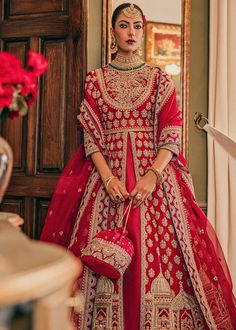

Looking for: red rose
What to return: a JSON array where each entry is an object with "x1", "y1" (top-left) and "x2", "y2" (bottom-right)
[
  {"x1": 0, "y1": 83, "x2": 13, "y2": 108},
  {"x1": 0, "y1": 52, "x2": 22, "y2": 71},
  {"x1": 0, "y1": 52, "x2": 24, "y2": 85},
  {"x1": 0, "y1": 50, "x2": 48, "y2": 121},
  {"x1": 20, "y1": 72, "x2": 38, "y2": 105},
  {"x1": 27, "y1": 51, "x2": 48, "y2": 77}
]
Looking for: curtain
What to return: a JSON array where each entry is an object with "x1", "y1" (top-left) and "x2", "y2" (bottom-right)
[{"x1": 208, "y1": 0, "x2": 236, "y2": 292}]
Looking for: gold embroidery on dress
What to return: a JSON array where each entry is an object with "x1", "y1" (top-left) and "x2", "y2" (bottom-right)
[
  {"x1": 79, "y1": 185, "x2": 111, "y2": 329},
  {"x1": 92, "y1": 276, "x2": 120, "y2": 330},
  {"x1": 84, "y1": 99, "x2": 106, "y2": 140},
  {"x1": 153, "y1": 72, "x2": 175, "y2": 153},
  {"x1": 103, "y1": 126, "x2": 153, "y2": 135},
  {"x1": 159, "y1": 75, "x2": 175, "y2": 110},
  {"x1": 199, "y1": 268, "x2": 234, "y2": 329},
  {"x1": 96, "y1": 66, "x2": 157, "y2": 111},
  {"x1": 158, "y1": 125, "x2": 181, "y2": 157},
  {"x1": 84, "y1": 129, "x2": 100, "y2": 157},
  {"x1": 144, "y1": 272, "x2": 206, "y2": 329},
  {"x1": 79, "y1": 100, "x2": 106, "y2": 152},
  {"x1": 69, "y1": 171, "x2": 100, "y2": 247},
  {"x1": 82, "y1": 238, "x2": 132, "y2": 276},
  {"x1": 154, "y1": 72, "x2": 175, "y2": 112},
  {"x1": 166, "y1": 166, "x2": 218, "y2": 328}
]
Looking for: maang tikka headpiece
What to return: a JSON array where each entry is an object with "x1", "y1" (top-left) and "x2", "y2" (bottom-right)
[{"x1": 122, "y1": 3, "x2": 141, "y2": 20}]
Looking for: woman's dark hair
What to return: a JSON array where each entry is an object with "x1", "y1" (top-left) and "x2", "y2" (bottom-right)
[{"x1": 111, "y1": 3, "x2": 144, "y2": 28}]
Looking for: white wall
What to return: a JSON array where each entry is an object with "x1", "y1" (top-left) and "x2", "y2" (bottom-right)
[
  {"x1": 113, "y1": 0, "x2": 181, "y2": 24},
  {"x1": 87, "y1": 0, "x2": 102, "y2": 72}
]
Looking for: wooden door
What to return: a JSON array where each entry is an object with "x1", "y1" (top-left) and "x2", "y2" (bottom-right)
[{"x1": 0, "y1": 0, "x2": 87, "y2": 239}]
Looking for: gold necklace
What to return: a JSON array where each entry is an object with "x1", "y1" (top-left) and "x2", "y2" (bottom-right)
[{"x1": 110, "y1": 53, "x2": 145, "y2": 71}]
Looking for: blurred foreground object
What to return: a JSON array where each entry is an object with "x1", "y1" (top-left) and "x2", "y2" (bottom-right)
[{"x1": 0, "y1": 221, "x2": 82, "y2": 330}]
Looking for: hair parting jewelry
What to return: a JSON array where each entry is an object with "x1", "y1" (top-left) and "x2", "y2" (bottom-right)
[
  {"x1": 148, "y1": 166, "x2": 164, "y2": 185},
  {"x1": 122, "y1": 4, "x2": 142, "y2": 20},
  {"x1": 104, "y1": 175, "x2": 116, "y2": 189}
]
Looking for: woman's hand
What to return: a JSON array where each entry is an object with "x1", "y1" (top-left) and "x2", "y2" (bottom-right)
[
  {"x1": 130, "y1": 171, "x2": 157, "y2": 208},
  {"x1": 106, "y1": 176, "x2": 130, "y2": 204}
]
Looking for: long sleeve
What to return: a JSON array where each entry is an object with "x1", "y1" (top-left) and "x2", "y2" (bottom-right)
[
  {"x1": 83, "y1": 129, "x2": 100, "y2": 158},
  {"x1": 156, "y1": 75, "x2": 182, "y2": 159},
  {"x1": 78, "y1": 71, "x2": 107, "y2": 157}
]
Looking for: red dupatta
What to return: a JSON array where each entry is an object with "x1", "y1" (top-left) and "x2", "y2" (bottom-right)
[
  {"x1": 40, "y1": 79, "x2": 107, "y2": 247},
  {"x1": 156, "y1": 86, "x2": 236, "y2": 326}
]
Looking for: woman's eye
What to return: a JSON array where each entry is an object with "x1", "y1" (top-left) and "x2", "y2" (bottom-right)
[
  {"x1": 135, "y1": 25, "x2": 142, "y2": 29},
  {"x1": 120, "y1": 24, "x2": 127, "y2": 28}
]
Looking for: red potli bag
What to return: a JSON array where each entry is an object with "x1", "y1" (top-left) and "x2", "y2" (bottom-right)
[{"x1": 81, "y1": 201, "x2": 134, "y2": 279}]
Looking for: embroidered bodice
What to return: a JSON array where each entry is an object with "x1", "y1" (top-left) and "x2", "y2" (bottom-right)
[
  {"x1": 80, "y1": 60, "x2": 181, "y2": 181},
  {"x1": 96, "y1": 65, "x2": 157, "y2": 131}
]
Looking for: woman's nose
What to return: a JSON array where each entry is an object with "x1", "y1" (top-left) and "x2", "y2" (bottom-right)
[{"x1": 128, "y1": 26, "x2": 135, "y2": 36}]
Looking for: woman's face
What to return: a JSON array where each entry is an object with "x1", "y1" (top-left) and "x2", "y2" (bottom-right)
[{"x1": 113, "y1": 11, "x2": 144, "y2": 56}]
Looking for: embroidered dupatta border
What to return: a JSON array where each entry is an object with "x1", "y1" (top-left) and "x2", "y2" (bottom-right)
[
  {"x1": 152, "y1": 71, "x2": 175, "y2": 154},
  {"x1": 79, "y1": 99, "x2": 107, "y2": 156},
  {"x1": 150, "y1": 72, "x2": 217, "y2": 327},
  {"x1": 165, "y1": 165, "x2": 218, "y2": 328}
]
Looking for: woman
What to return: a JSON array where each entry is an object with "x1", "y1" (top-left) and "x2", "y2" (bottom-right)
[{"x1": 41, "y1": 3, "x2": 236, "y2": 329}]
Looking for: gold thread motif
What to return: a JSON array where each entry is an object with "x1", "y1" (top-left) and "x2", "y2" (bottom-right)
[
  {"x1": 83, "y1": 129, "x2": 100, "y2": 157},
  {"x1": 92, "y1": 276, "x2": 121, "y2": 329},
  {"x1": 158, "y1": 125, "x2": 181, "y2": 156},
  {"x1": 153, "y1": 71, "x2": 176, "y2": 153},
  {"x1": 103, "y1": 126, "x2": 153, "y2": 135},
  {"x1": 166, "y1": 166, "x2": 227, "y2": 328},
  {"x1": 144, "y1": 274, "x2": 206, "y2": 329},
  {"x1": 82, "y1": 238, "x2": 132, "y2": 275},
  {"x1": 77, "y1": 184, "x2": 110, "y2": 329},
  {"x1": 168, "y1": 167, "x2": 213, "y2": 323},
  {"x1": 160, "y1": 78, "x2": 175, "y2": 110},
  {"x1": 96, "y1": 66, "x2": 157, "y2": 111},
  {"x1": 155, "y1": 72, "x2": 175, "y2": 114},
  {"x1": 198, "y1": 268, "x2": 234, "y2": 329},
  {"x1": 176, "y1": 159, "x2": 195, "y2": 196},
  {"x1": 82, "y1": 238, "x2": 131, "y2": 274},
  {"x1": 80, "y1": 99, "x2": 106, "y2": 148},
  {"x1": 69, "y1": 171, "x2": 100, "y2": 247}
]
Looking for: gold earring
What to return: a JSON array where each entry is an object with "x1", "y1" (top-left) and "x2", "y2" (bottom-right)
[
  {"x1": 134, "y1": 43, "x2": 143, "y2": 58},
  {"x1": 137, "y1": 45, "x2": 143, "y2": 57},
  {"x1": 110, "y1": 35, "x2": 118, "y2": 54}
]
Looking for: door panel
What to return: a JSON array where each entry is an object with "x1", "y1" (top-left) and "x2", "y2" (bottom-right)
[{"x1": 0, "y1": 0, "x2": 87, "y2": 239}]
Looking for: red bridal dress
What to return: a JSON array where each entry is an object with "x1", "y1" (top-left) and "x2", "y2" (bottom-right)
[{"x1": 40, "y1": 54, "x2": 236, "y2": 329}]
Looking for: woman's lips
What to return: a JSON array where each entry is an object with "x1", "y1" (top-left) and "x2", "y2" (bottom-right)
[{"x1": 126, "y1": 40, "x2": 136, "y2": 44}]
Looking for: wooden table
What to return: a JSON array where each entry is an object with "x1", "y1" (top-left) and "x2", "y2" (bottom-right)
[{"x1": 0, "y1": 220, "x2": 82, "y2": 330}]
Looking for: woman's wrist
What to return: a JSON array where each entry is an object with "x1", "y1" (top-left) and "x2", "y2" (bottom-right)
[
  {"x1": 104, "y1": 175, "x2": 116, "y2": 189},
  {"x1": 147, "y1": 166, "x2": 164, "y2": 185}
]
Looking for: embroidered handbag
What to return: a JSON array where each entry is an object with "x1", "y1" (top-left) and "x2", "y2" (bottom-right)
[{"x1": 81, "y1": 201, "x2": 134, "y2": 279}]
